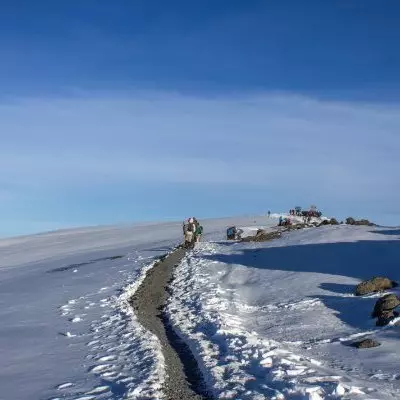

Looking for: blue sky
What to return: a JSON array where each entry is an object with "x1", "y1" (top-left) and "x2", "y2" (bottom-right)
[{"x1": 1, "y1": 1, "x2": 400, "y2": 236}]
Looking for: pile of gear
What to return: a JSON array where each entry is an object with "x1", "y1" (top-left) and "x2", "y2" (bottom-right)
[
  {"x1": 226, "y1": 226, "x2": 244, "y2": 240},
  {"x1": 278, "y1": 216, "x2": 292, "y2": 226},
  {"x1": 182, "y1": 217, "x2": 203, "y2": 249}
]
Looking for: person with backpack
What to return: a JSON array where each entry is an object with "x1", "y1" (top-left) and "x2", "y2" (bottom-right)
[
  {"x1": 183, "y1": 218, "x2": 196, "y2": 248},
  {"x1": 184, "y1": 220, "x2": 194, "y2": 248},
  {"x1": 195, "y1": 224, "x2": 203, "y2": 242},
  {"x1": 227, "y1": 226, "x2": 236, "y2": 240}
]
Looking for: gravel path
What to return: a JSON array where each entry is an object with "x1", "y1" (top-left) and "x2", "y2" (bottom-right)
[{"x1": 130, "y1": 247, "x2": 210, "y2": 400}]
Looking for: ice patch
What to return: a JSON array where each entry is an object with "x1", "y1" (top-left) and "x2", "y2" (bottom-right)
[{"x1": 56, "y1": 382, "x2": 74, "y2": 390}]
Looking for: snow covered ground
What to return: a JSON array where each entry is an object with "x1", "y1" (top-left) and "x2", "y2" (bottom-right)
[
  {"x1": 167, "y1": 223, "x2": 400, "y2": 399},
  {"x1": 0, "y1": 216, "x2": 270, "y2": 400},
  {"x1": 0, "y1": 222, "x2": 184, "y2": 400},
  {"x1": 2, "y1": 215, "x2": 400, "y2": 400}
]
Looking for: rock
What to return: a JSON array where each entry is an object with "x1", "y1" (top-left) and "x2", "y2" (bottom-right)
[
  {"x1": 354, "y1": 219, "x2": 374, "y2": 226},
  {"x1": 352, "y1": 338, "x2": 380, "y2": 348},
  {"x1": 372, "y1": 294, "x2": 400, "y2": 318},
  {"x1": 355, "y1": 277, "x2": 397, "y2": 296},
  {"x1": 376, "y1": 310, "x2": 399, "y2": 326},
  {"x1": 346, "y1": 217, "x2": 374, "y2": 226},
  {"x1": 317, "y1": 218, "x2": 339, "y2": 227},
  {"x1": 241, "y1": 230, "x2": 281, "y2": 242},
  {"x1": 286, "y1": 224, "x2": 306, "y2": 230}
]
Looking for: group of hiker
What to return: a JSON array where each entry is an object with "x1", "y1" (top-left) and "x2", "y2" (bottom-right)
[
  {"x1": 289, "y1": 208, "x2": 302, "y2": 216},
  {"x1": 182, "y1": 217, "x2": 203, "y2": 248},
  {"x1": 278, "y1": 216, "x2": 292, "y2": 226},
  {"x1": 226, "y1": 226, "x2": 244, "y2": 240}
]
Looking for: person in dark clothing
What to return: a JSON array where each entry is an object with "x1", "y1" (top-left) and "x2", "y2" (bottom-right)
[{"x1": 227, "y1": 226, "x2": 237, "y2": 240}]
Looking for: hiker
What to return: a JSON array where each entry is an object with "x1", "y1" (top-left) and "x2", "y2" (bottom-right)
[
  {"x1": 227, "y1": 226, "x2": 236, "y2": 240},
  {"x1": 267, "y1": 210, "x2": 271, "y2": 218},
  {"x1": 195, "y1": 224, "x2": 203, "y2": 242},
  {"x1": 183, "y1": 218, "x2": 196, "y2": 248},
  {"x1": 184, "y1": 229, "x2": 194, "y2": 248}
]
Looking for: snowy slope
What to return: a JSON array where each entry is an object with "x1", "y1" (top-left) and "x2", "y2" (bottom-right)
[
  {"x1": 0, "y1": 222, "x2": 184, "y2": 400},
  {"x1": 0, "y1": 216, "x2": 272, "y2": 400},
  {"x1": 167, "y1": 224, "x2": 400, "y2": 399}
]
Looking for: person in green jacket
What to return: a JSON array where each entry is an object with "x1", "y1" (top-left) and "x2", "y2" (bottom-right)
[{"x1": 195, "y1": 225, "x2": 203, "y2": 242}]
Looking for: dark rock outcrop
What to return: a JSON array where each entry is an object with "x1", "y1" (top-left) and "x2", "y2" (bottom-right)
[
  {"x1": 346, "y1": 217, "x2": 356, "y2": 225},
  {"x1": 376, "y1": 310, "x2": 399, "y2": 326},
  {"x1": 241, "y1": 230, "x2": 282, "y2": 242},
  {"x1": 355, "y1": 277, "x2": 397, "y2": 296},
  {"x1": 352, "y1": 339, "x2": 380, "y2": 348},
  {"x1": 372, "y1": 294, "x2": 400, "y2": 318},
  {"x1": 346, "y1": 217, "x2": 374, "y2": 226}
]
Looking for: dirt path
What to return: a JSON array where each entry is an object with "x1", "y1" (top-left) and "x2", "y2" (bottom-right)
[{"x1": 130, "y1": 247, "x2": 210, "y2": 400}]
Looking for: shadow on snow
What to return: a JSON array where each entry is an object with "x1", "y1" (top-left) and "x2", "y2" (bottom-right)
[{"x1": 201, "y1": 237, "x2": 400, "y2": 332}]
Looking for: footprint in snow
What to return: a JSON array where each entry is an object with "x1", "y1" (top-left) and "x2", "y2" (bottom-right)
[
  {"x1": 85, "y1": 385, "x2": 110, "y2": 395},
  {"x1": 58, "y1": 331, "x2": 77, "y2": 338},
  {"x1": 56, "y1": 382, "x2": 74, "y2": 390}
]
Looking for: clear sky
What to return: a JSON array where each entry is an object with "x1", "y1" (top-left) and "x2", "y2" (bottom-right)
[{"x1": 1, "y1": 0, "x2": 400, "y2": 236}]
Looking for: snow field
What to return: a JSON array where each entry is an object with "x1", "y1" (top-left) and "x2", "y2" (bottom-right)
[{"x1": 166, "y1": 225, "x2": 400, "y2": 399}]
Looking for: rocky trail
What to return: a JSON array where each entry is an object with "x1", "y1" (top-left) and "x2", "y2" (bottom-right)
[{"x1": 130, "y1": 247, "x2": 211, "y2": 400}]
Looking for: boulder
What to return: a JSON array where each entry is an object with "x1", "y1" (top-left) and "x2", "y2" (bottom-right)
[
  {"x1": 354, "y1": 219, "x2": 374, "y2": 226},
  {"x1": 241, "y1": 230, "x2": 281, "y2": 242},
  {"x1": 372, "y1": 294, "x2": 400, "y2": 318},
  {"x1": 317, "y1": 219, "x2": 339, "y2": 227},
  {"x1": 376, "y1": 310, "x2": 399, "y2": 326},
  {"x1": 346, "y1": 217, "x2": 374, "y2": 226},
  {"x1": 352, "y1": 338, "x2": 380, "y2": 349},
  {"x1": 355, "y1": 277, "x2": 397, "y2": 296}
]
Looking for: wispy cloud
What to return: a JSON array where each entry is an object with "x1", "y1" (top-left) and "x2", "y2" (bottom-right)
[
  {"x1": 1, "y1": 92, "x2": 399, "y2": 184},
  {"x1": 1, "y1": 91, "x2": 399, "y2": 232}
]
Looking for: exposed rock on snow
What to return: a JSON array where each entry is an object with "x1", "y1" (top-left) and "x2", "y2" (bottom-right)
[
  {"x1": 318, "y1": 218, "x2": 339, "y2": 226},
  {"x1": 355, "y1": 276, "x2": 397, "y2": 296},
  {"x1": 376, "y1": 311, "x2": 400, "y2": 326},
  {"x1": 352, "y1": 339, "x2": 381, "y2": 349},
  {"x1": 372, "y1": 294, "x2": 400, "y2": 318},
  {"x1": 346, "y1": 217, "x2": 374, "y2": 226},
  {"x1": 241, "y1": 229, "x2": 282, "y2": 242}
]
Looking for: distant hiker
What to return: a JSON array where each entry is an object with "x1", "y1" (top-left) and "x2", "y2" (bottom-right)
[
  {"x1": 267, "y1": 210, "x2": 271, "y2": 218},
  {"x1": 195, "y1": 225, "x2": 203, "y2": 242},
  {"x1": 184, "y1": 229, "x2": 194, "y2": 248},
  {"x1": 183, "y1": 218, "x2": 196, "y2": 248},
  {"x1": 227, "y1": 226, "x2": 237, "y2": 240}
]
